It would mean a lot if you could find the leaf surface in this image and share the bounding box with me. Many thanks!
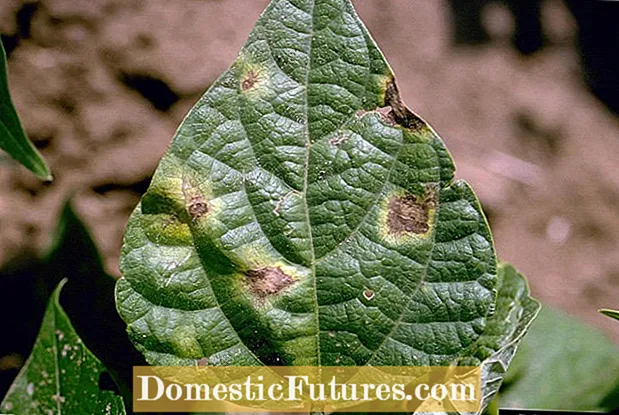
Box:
[460,263,540,411]
[0,279,126,415]
[115,2,539,410]
[0,40,52,180]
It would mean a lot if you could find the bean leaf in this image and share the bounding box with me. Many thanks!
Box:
[0,279,126,414]
[601,309,619,322]
[115,0,540,412]
[0,40,51,180]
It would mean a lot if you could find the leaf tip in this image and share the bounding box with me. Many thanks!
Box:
[600,308,619,321]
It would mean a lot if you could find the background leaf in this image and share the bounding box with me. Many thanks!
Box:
[0,279,126,415]
[601,309,619,322]
[500,306,619,411]
[0,203,143,410]
[115,4,538,412]
[0,39,52,180]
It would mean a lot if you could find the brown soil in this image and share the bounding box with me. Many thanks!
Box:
[1,0,617,342]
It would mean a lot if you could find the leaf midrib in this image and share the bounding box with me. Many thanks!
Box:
[302,0,320,368]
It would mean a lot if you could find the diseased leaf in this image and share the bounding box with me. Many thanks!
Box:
[0,279,126,415]
[601,309,619,322]
[500,306,619,411]
[115,1,539,412]
[458,263,540,411]
[0,40,52,180]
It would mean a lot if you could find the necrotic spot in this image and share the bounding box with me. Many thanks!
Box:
[187,195,208,220]
[387,192,435,235]
[246,267,294,297]
[241,70,259,91]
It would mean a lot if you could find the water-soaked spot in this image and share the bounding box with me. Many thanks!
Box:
[246,267,294,297]
[187,195,209,221]
[363,290,375,301]
[387,190,436,235]
[241,70,259,91]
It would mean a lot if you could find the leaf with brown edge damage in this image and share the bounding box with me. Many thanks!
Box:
[115,1,539,413]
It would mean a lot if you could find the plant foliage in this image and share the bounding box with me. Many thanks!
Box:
[0,39,52,180]
[0,280,126,415]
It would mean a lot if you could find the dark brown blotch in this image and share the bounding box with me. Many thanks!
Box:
[387,191,436,235]
[384,79,425,131]
[246,267,294,297]
[188,195,209,220]
[241,70,259,91]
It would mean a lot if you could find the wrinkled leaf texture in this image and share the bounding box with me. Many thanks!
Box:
[115,1,540,413]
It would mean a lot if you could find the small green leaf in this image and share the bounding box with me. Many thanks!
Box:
[501,306,619,411]
[601,309,619,322]
[0,40,52,180]
[0,279,126,415]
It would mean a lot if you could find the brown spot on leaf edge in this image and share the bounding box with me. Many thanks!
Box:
[383,79,425,131]
[387,191,436,235]
[246,267,294,297]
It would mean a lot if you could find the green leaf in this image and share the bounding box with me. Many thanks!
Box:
[0,40,52,180]
[115,1,538,410]
[0,279,126,415]
[500,306,619,411]
[601,309,619,322]
[45,203,144,406]
[458,263,540,410]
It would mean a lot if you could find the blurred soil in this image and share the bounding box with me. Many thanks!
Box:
[0,0,618,342]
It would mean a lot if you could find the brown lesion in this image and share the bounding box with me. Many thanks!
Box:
[246,267,294,297]
[355,79,425,130]
[187,194,209,221]
[387,188,437,235]
[383,79,425,131]
[241,70,259,91]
